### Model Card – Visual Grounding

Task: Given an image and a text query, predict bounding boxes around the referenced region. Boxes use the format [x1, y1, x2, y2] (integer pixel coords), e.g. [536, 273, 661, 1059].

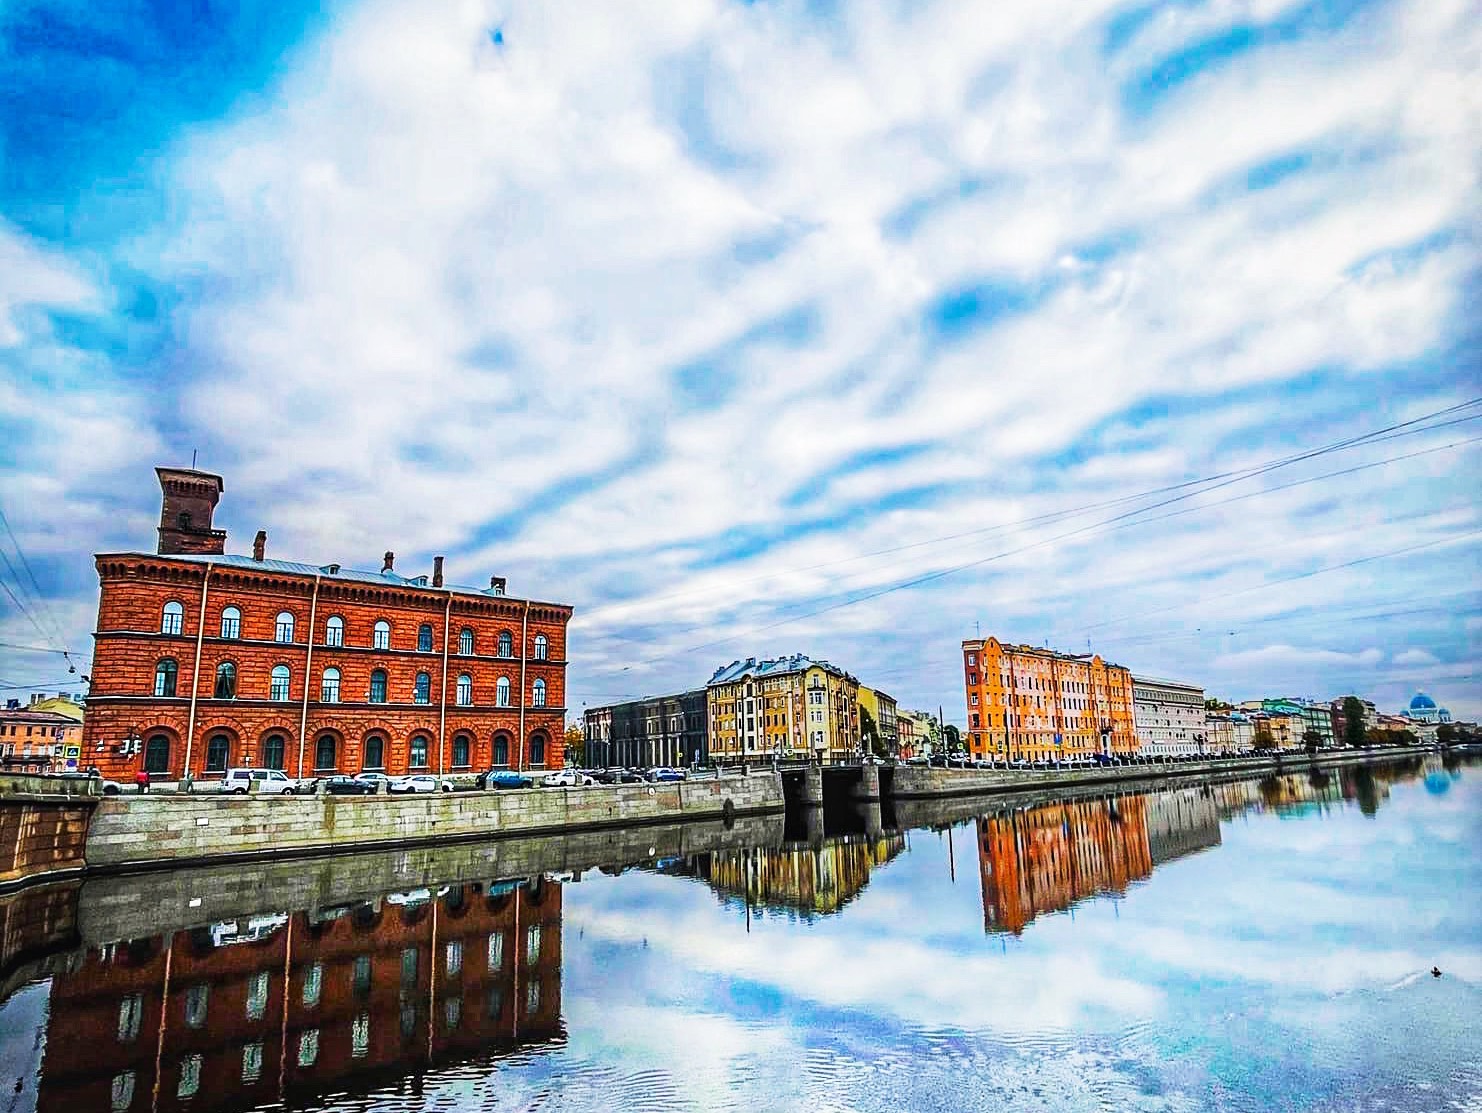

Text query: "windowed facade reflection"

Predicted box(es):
[35, 880, 563, 1113]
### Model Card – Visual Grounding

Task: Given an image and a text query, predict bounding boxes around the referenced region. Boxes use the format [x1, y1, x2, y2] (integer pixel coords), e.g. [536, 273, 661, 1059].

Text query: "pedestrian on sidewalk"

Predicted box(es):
[135, 768, 150, 794]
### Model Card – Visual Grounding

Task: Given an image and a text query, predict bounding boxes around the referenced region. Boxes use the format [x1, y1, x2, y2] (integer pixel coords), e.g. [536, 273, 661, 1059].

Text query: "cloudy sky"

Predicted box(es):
[0, 0, 1477, 724]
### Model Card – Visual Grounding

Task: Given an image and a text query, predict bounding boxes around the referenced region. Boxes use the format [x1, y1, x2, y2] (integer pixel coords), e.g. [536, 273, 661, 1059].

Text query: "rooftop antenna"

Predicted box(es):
[975, 620, 981, 638]
[190, 448, 198, 470]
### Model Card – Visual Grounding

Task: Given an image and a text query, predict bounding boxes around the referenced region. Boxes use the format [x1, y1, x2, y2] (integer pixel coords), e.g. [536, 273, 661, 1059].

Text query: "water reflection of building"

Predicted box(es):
[976, 797, 1154, 935]
[699, 833, 906, 916]
[1144, 789, 1222, 866]
[37, 880, 562, 1113]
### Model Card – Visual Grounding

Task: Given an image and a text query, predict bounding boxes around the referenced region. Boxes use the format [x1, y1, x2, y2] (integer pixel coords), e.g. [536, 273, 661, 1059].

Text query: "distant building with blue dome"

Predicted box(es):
[1401, 692, 1451, 725]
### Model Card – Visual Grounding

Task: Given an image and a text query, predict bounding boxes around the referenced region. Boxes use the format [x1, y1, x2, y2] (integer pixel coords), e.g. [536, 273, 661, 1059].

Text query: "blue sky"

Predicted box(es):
[0, 0, 1478, 721]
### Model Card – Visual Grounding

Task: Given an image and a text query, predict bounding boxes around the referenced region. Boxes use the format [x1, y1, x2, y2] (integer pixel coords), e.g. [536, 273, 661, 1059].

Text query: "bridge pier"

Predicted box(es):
[798, 766, 824, 807]
[801, 803, 825, 849]
[859, 800, 883, 839]
[850, 764, 881, 802]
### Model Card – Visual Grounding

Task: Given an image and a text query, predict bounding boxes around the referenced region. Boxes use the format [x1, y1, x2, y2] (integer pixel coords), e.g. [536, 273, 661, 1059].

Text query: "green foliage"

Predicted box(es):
[1341, 696, 1367, 748]
[943, 724, 962, 752]
[1436, 723, 1457, 745]
[1302, 729, 1323, 754]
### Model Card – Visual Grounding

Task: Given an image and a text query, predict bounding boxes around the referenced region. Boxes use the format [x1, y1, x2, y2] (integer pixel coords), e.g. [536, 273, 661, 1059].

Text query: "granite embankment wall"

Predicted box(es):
[889, 746, 1421, 799]
[0, 774, 98, 890]
[86, 771, 786, 870]
[80, 811, 783, 945]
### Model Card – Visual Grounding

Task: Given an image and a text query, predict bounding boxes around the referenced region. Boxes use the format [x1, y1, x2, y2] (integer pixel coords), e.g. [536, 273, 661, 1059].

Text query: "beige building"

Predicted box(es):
[897, 709, 939, 756]
[706, 655, 860, 764]
[1205, 712, 1255, 753]
[1132, 675, 1207, 756]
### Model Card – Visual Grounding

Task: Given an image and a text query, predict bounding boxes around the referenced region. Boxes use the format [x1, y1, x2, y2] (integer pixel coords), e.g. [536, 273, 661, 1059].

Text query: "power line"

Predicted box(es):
[0, 504, 70, 651]
[0, 640, 90, 658]
[586, 427, 1481, 672]
[579, 399, 1482, 624]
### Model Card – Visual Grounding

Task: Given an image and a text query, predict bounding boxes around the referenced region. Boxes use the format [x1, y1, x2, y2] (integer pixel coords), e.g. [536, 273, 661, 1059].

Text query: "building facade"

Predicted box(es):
[0, 707, 84, 774]
[1261, 699, 1337, 747]
[81, 467, 572, 783]
[897, 709, 939, 757]
[38, 881, 561, 1113]
[961, 637, 1138, 761]
[1205, 712, 1254, 753]
[1330, 696, 1377, 744]
[582, 690, 707, 769]
[706, 655, 860, 764]
[856, 686, 898, 757]
[1132, 675, 1207, 755]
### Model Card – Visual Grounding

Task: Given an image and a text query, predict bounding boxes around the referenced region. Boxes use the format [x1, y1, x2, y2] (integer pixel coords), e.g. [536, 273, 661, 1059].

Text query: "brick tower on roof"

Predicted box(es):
[155, 466, 227, 555]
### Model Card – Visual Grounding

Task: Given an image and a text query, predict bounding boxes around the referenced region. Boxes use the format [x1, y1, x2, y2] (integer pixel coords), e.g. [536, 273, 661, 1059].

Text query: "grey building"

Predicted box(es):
[584, 690, 708, 769]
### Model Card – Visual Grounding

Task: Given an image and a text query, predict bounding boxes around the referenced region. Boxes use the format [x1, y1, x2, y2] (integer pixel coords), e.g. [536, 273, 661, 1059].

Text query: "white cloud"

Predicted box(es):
[1392, 648, 1441, 667]
[2, 0, 1479, 717]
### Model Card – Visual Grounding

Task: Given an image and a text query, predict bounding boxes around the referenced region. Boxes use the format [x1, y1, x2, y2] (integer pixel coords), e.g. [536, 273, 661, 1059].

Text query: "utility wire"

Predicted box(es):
[588, 429, 1481, 672]
[0, 504, 70, 651]
[580, 399, 1482, 623]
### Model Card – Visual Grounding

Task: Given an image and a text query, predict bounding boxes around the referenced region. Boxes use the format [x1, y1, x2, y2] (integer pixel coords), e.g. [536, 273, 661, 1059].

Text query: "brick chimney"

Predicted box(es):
[432, 556, 444, 588]
[382, 551, 395, 572]
[252, 530, 267, 561]
[155, 467, 226, 555]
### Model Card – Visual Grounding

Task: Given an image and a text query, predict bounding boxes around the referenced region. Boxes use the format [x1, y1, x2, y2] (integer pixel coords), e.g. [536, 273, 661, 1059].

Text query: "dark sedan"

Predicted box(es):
[311, 774, 377, 795]
[476, 770, 534, 790]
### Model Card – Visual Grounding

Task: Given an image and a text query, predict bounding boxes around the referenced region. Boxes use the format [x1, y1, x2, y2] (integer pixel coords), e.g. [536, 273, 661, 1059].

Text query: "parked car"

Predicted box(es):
[645, 767, 686, 783]
[390, 774, 455, 794]
[297, 774, 376, 795]
[355, 772, 393, 792]
[595, 767, 645, 784]
[218, 768, 296, 795]
[541, 770, 595, 788]
[478, 770, 534, 790]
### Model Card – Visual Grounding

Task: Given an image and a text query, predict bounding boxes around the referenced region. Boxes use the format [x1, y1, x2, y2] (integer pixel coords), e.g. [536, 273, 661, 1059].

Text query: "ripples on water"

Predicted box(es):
[0, 756, 1477, 1112]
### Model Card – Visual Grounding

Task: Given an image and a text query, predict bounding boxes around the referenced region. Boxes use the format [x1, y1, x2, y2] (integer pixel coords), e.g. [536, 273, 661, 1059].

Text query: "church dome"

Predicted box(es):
[1409, 692, 1437, 711]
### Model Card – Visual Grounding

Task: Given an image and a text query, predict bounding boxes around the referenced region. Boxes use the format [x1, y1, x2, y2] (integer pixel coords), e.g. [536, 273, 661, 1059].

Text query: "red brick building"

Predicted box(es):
[38, 881, 563, 1112]
[82, 467, 572, 782]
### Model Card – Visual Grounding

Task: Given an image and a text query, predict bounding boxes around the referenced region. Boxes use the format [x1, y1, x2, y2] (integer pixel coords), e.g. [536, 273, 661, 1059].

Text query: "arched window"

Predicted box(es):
[452, 734, 471, 767]
[456, 674, 472, 706]
[533, 634, 548, 661]
[275, 612, 295, 643]
[497, 631, 513, 658]
[373, 620, 391, 650]
[495, 677, 510, 707]
[325, 616, 344, 647]
[493, 733, 510, 767]
[531, 678, 546, 708]
[363, 735, 385, 770]
[161, 601, 184, 636]
[270, 665, 292, 702]
[414, 673, 431, 704]
[459, 628, 474, 655]
[205, 734, 230, 772]
[220, 607, 241, 639]
[213, 662, 237, 700]
[409, 735, 429, 768]
[321, 668, 341, 703]
[368, 670, 387, 703]
[264, 735, 286, 770]
[154, 659, 178, 698]
[144, 734, 170, 774]
[314, 734, 336, 771]
[529, 733, 546, 766]
[418, 624, 434, 653]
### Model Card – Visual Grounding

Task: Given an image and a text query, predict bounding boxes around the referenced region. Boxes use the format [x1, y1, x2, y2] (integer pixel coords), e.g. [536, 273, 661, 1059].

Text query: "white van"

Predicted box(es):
[218, 768, 295, 795]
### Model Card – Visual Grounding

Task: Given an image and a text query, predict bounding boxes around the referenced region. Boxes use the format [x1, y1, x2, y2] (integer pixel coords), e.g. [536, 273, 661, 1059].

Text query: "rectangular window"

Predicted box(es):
[117, 994, 142, 1042]
[369, 673, 387, 703]
[275, 619, 294, 642]
[353, 954, 372, 996]
[526, 924, 541, 965]
[445, 939, 462, 977]
[321, 676, 340, 703]
[401, 947, 418, 987]
[241, 1042, 263, 1084]
[221, 615, 240, 639]
[325, 624, 342, 647]
[177, 1054, 201, 1099]
[246, 971, 269, 1021]
[487, 933, 504, 971]
[352, 1013, 370, 1058]
[297, 1029, 318, 1068]
[270, 673, 291, 701]
[302, 962, 323, 1008]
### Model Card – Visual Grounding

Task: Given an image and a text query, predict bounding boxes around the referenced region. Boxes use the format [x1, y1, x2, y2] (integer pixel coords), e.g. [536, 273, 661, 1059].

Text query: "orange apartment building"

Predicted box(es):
[82, 467, 572, 783]
[37, 880, 562, 1113]
[961, 637, 1138, 761]
[976, 796, 1153, 935]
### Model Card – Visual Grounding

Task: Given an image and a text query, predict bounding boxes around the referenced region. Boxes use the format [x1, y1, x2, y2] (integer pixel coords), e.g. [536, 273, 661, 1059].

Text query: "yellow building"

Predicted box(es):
[962, 637, 1138, 761]
[706, 655, 860, 764]
[856, 685, 898, 757]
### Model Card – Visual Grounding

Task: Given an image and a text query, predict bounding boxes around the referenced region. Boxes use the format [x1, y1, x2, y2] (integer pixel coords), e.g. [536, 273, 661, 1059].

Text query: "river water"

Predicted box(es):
[0, 757, 1477, 1112]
